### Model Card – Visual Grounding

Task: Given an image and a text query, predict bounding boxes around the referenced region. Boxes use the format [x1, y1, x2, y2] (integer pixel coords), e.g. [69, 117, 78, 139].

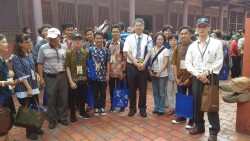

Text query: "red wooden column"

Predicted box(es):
[236, 18, 250, 135]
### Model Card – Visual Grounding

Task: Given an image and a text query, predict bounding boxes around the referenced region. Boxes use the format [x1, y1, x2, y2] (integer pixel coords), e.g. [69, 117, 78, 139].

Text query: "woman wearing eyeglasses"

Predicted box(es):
[12, 33, 43, 140]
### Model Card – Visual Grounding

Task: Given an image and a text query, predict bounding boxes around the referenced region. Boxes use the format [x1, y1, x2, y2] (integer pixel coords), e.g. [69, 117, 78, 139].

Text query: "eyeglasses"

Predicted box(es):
[22, 40, 31, 43]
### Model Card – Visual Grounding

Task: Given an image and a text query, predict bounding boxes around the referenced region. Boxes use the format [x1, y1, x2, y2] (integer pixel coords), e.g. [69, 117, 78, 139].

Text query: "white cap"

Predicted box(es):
[47, 28, 61, 38]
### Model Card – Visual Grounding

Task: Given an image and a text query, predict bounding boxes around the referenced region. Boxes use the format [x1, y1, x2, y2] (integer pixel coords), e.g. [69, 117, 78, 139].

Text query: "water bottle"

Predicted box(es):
[29, 104, 47, 112]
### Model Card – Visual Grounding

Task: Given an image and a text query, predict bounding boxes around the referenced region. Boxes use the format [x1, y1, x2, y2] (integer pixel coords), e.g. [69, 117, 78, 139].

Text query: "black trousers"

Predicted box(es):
[231, 56, 241, 78]
[17, 95, 40, 134]
[68, 83, 87, 118]
[127, 63, 148, 110]
[192, 75, 220, 135]
[92, 81, 107, 108]
[109, 77, 125, 108]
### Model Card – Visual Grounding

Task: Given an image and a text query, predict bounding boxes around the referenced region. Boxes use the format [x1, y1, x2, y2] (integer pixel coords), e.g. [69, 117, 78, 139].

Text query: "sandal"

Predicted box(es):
[167, 109, 175, 115]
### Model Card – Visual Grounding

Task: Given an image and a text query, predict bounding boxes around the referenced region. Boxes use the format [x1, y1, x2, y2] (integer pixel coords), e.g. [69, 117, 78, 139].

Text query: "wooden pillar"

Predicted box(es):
[93, 0, 99, 26]
[236, 18, 250, 135]
[110, 0, 120, 24]
[201, 0, 205, 17]
[219, 2, 224, 31]
[32, 0, 43, 37]
[129, 0, 135, 26]
[182, 0, 188, 26]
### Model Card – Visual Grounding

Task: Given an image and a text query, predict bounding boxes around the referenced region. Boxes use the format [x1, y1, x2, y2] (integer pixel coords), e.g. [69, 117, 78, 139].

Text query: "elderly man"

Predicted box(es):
[37, 28, 69, 129]
[185, 18, 223, 141]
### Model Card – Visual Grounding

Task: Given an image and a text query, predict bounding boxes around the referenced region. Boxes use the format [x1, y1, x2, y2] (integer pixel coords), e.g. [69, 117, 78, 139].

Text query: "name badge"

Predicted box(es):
[77, 66, 83, 74]
[31, 69, 36, 80]
[180, 60, 186, 69]
[138, 58, 143, 63]
[95, 63, 100, 72]
[111, 55, 116, 63]
[198, 62, 205, 73]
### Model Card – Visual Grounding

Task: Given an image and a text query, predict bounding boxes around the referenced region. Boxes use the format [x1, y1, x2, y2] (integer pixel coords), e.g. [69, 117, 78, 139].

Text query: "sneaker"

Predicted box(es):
[70, 117, 77, 124]
[48, 121, 56, 129]
[172, 117, 186, 124]
[100, 108, 106, 115]
[58, 119, 69, 126]
[94, 108, 99, 116]
[81, 112, 91, 119]
[109, 107, 115, 113]
[120, 108, 125, 113]
[33, 129, 44, 135]
[186, 119, 194, 129]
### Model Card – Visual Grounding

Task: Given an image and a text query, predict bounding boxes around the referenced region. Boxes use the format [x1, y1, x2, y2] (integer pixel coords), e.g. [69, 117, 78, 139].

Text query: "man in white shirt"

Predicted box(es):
[185, 18, 223, 141]
[237, 29, 245, 75]
[123, 18, 153, 117]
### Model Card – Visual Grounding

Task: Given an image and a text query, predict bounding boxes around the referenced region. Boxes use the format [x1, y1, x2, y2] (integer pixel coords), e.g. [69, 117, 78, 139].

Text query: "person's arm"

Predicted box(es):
[185, 45, 200, 78]
[22, 80, 33, 97]
[211, 41, 224, 74]
[66, 67, 77, 89]
[173, 65, 182, 85]
[106, 50, 111, 83]
[156, 56, 168, 77]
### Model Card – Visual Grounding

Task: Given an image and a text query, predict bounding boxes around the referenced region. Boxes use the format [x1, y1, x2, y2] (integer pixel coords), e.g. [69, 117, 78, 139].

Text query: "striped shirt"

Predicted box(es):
[37, 43, 67, 74]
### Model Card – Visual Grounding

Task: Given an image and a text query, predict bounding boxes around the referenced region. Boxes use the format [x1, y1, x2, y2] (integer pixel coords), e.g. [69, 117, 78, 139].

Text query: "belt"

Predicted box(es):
[46, 71, 65, 78]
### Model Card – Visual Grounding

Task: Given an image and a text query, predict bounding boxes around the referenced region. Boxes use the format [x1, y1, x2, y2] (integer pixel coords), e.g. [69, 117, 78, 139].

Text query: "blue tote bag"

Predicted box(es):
[86, 84, 94, 108]
[112, 80, 129, 108]
[87, 48, 97, 80]
[175, 93, 194, 119]
[220, 65, 228, 80]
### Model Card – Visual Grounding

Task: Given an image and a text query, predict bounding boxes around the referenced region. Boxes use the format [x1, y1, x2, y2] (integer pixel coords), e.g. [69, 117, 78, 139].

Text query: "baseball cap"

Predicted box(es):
[47, 28, 61, 38]
[73, 33, 83, 40]
[232, 33, 241, 40]
[196, 18, 209, 26]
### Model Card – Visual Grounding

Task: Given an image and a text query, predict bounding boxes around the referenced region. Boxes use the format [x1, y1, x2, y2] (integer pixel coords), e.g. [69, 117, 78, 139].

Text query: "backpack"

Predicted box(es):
[222, 41, 229, 58]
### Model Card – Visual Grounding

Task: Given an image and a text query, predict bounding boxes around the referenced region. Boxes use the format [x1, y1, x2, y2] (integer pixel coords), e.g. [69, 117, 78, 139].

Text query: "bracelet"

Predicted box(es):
[2, 81, 5, 86]
[122, 70, 126, 73]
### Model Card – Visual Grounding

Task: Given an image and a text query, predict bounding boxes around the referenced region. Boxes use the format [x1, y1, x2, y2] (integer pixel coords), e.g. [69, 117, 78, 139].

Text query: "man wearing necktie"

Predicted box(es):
[123, 18, 153, 117]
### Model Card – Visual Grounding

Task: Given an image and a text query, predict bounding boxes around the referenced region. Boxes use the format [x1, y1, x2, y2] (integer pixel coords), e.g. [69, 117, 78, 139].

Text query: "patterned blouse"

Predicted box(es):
[89, 46, 110, 82]
[171, 43, 192, 82]
[168, 49, 175, 81]
[12, 53, 39, 98]
[65, 48, 89, 84]
[108, 40, 123, 78]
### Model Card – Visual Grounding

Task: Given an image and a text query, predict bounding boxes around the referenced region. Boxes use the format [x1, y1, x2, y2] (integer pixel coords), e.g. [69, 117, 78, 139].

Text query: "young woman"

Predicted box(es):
[0, 34, 18, 141]
[149, 32, 170, 115]
[12, 33, 43, 140]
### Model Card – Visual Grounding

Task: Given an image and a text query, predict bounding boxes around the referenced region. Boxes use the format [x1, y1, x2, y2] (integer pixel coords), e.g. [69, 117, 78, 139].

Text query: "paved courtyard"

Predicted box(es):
[7, 82, 250, 141]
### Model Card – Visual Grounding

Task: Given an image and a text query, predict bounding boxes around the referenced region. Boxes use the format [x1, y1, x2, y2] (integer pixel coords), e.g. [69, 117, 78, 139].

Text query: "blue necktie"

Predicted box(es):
[136, 37, 142, 59]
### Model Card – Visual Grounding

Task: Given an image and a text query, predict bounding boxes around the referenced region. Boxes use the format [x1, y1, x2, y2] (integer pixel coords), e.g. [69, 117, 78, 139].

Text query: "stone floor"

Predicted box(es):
[5, 81, 250, 141]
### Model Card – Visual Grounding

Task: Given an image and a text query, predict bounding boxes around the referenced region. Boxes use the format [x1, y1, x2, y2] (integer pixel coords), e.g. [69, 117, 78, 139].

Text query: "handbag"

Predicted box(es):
[175, 93, 194, 119]
[0, 96, 11, 136]
[87, 48, 97, 80]
[14, 97, 46, 129]
[112, 80, 129, 108]
[201, 71, 219, 112]
[86, 84, 94, 108]
[220, 65, 228, 80]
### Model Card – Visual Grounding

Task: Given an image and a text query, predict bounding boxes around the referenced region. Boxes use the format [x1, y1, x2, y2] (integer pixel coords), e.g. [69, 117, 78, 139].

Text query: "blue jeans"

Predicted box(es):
[152, 76, 167, 113]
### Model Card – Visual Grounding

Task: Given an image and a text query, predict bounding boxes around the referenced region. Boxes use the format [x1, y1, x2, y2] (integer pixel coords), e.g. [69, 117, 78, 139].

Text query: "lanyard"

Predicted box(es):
[74, 48, 82, 63]
[197, 38, 210, 62]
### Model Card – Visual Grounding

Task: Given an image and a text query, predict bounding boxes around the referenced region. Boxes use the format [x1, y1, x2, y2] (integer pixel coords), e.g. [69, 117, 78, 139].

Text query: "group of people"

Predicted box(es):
[1, 17, 240, 141]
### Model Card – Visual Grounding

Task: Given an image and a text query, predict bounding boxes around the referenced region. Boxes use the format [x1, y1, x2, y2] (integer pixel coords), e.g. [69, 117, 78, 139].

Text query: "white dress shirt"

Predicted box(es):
[123, 33, 153, 63]
[238, 37, 244, 55]
[185, 37, 224, 77]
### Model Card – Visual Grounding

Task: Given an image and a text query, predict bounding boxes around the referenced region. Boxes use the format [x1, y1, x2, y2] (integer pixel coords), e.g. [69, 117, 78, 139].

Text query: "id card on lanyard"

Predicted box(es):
[197, 38, 210, 72]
